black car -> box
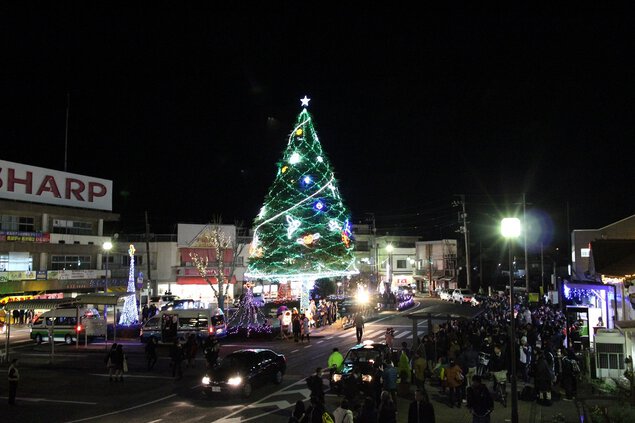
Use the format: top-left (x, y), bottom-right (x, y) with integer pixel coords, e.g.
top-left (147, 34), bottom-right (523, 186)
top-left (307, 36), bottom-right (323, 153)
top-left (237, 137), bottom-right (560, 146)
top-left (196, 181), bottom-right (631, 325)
top-left (331, 341), bottom-right (392, 394)
top-left (202, 348), bottom-right (286, 398)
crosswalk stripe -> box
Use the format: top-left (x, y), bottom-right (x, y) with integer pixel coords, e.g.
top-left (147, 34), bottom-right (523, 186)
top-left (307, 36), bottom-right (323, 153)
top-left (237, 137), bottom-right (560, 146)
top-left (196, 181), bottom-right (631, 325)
top-left (395, 331), bottom-right (411, 339)
top-left (364, 329), bottom-right (382, 338)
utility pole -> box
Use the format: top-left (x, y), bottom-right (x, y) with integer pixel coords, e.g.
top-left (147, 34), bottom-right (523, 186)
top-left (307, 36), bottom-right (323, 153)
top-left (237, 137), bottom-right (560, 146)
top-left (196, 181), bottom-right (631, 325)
top-left (456, 195), bottom-right (472, 289)
top-left (365, 212), bottom-right (378, 290)
top-left (524, 193), bottom-right (529, 292)
top-left (64, 92), bottom-right (70, 172)
top-left (144, 211), bottom-right (154, 301)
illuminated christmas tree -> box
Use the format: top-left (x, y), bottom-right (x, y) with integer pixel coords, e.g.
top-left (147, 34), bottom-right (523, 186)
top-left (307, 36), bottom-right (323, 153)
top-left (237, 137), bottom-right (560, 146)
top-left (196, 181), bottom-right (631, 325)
top-left (118, 244), bottom-right (139, 326)
top-left (245, 96), bottom-right (358, 310)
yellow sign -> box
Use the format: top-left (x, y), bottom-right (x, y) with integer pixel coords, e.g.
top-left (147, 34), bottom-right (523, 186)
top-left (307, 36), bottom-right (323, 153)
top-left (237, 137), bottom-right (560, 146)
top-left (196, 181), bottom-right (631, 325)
top-left (528, 293), bottom-right (540, 303)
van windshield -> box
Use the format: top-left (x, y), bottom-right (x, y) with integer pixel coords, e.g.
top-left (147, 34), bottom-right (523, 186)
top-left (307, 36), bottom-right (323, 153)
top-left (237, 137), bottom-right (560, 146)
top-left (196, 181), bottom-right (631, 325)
top-left (211, 315), bottom-right (225, 326)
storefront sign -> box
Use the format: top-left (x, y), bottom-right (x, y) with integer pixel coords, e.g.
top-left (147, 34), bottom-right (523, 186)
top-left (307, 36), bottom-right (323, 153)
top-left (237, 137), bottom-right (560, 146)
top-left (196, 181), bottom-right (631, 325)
top-left (0, 271), bottom-right (37, 282)
top-left (0, 159), bottom-right (112, 211)
top-left (0, 231), bottom-right (51, 243)
top-left (47, 270), bottom-right (105, 280)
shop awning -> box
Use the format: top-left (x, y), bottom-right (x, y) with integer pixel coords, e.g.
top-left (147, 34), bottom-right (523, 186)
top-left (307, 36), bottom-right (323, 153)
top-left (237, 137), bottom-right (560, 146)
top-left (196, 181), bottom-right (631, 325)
top-left (591, 239), bottom-right (635, 277)
top-left (2, 298), bottom-right (74, 310)
top-left (2, 293), bottom-right (134, 310)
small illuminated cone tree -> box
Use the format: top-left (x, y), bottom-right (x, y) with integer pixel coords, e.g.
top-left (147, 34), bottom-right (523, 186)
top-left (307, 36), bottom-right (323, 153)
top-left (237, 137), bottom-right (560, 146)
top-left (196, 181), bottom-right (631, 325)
top-left (245, 96), bottom-right (358, 311)
top-left (119, 244), bottom-right (139, 326)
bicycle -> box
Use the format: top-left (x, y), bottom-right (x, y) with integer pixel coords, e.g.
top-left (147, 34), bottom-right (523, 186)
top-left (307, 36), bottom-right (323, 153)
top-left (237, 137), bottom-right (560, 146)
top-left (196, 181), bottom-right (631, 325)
top-left (492, 371), bottom-right (507, 408)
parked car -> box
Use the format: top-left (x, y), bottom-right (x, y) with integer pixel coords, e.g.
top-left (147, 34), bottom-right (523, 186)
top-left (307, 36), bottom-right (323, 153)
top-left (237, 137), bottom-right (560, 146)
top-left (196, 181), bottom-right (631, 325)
top-left (331, 341), bottom-right (392, 395)
top-left (438, 289), bottom-right (452, 301)
top-left (452, 288), bottom-right (475, 304)
top-left (202, 349), bottom-right (286, 398)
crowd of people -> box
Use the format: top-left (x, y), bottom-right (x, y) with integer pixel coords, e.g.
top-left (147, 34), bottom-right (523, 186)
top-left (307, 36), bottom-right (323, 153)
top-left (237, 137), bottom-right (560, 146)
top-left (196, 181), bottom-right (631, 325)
top-left (292, 291), bottom-right (580, 423)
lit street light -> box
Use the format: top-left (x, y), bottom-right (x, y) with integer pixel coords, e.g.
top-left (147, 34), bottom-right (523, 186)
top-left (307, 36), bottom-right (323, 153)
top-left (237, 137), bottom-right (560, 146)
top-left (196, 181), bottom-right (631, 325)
top-left (501, 217), bottom-right (521, 423)
top-left (103, 241), bottom-right (113, 321)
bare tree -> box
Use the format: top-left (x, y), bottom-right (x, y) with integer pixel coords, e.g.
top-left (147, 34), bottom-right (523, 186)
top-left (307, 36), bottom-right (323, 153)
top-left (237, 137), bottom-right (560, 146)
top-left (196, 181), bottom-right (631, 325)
top-left (189, 218), bottom-right (245, 312)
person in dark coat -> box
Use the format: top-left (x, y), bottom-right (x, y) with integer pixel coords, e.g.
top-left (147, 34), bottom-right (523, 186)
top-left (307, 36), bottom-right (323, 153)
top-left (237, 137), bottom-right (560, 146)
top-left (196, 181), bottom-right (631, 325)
top-left (170, 339), bottom-right (184, 380)
top-left (357, 396), bottom-right (378, 423)
top-left (534, 349), bottom-right (554, 405)
top-left (466, 375), bottom-right (493, 423)
top-left (561, 349), bottom-right (579, 400)
top-left (305, 368), bottom-right (324, 404)
top-left (288, 399), bottom-right (306, 423)
top-left (145, 336), bottom-right (158, 370)
top-left (300, 395), bottom-right (328, 423)
top-left (377, 390), bottom-right (397, 423)
top-left (408, 388), bottom-right (435, 423)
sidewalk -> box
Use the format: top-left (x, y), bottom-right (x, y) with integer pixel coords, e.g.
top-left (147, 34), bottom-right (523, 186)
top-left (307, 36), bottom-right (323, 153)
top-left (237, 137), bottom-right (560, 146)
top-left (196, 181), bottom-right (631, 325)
top-left (392, 380), bottom-right (582, 423)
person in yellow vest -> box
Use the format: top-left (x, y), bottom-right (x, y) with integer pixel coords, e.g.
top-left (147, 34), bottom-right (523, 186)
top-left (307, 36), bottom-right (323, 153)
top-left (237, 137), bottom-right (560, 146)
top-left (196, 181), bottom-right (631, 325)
top-left (327, 347), bottom-right (344, 388)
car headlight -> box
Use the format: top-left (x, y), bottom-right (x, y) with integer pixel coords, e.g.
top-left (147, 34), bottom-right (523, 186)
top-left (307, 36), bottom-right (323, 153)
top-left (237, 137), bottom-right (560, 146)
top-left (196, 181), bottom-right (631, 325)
top-left (332, 374), bottom-right (342, 382)
top-left (227, 376), bottom-right (242, 386)
top-left (361, 374), bottom-right (373, 382)
top-left (202, 376), bottom-right (211, 385)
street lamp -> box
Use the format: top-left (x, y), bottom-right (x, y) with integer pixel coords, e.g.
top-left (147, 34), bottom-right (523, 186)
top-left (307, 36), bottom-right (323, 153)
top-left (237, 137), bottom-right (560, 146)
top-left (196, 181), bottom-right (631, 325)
top-left (386, 244), bottom-right (394, 293)
top-left (103, 241), bottom-right (113, 321)
top-left (501, 217), bottom-right (521, 423)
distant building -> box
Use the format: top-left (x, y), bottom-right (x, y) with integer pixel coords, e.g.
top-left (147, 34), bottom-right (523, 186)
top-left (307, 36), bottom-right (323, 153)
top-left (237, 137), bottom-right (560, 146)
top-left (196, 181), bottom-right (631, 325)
top-left (413, 240), bottom-right (457, 293)
top-left (0, 159), bottom-right (119, 299)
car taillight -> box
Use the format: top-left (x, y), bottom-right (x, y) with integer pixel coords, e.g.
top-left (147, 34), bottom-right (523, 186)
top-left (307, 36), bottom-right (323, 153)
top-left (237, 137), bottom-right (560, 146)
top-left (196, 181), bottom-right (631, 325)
top-left (76, 325), bottom-right (82, 332)
top-left (209, 327), bottom-right (214, 334)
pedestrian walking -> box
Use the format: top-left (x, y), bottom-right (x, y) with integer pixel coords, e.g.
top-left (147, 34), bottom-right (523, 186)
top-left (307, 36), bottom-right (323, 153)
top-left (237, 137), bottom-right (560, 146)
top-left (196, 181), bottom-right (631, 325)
top-left (408, 388), bottom-right (435, 423)
top-left (185, 333), bottom-right (198, 368)
top-left (445, 359), bottom-right (464, 408)
top-left (385, 327), bottom-right (395, 348)
top-left (170, 339), bottom-right (184, 380)
top-left (300, 395), bottom-right (328, 423)
top-left (203, 334), bottom-right (220, 368)
top-left (8, 358), bottom-right (19, 405)
top-left (301, 313), bottom-right (311, 343)
top-left (112, 344), bottom-right (126, 382)
top-left (305, 367), bottom-right (325, 404)
top-left (105, 343), bottom-right (118, 382)
top-left (145, 336), bottom-right (158, 370)
top-left (382, 360), bottom-right (398, 405)
top-left (354, 313), bottom-right (364, 343)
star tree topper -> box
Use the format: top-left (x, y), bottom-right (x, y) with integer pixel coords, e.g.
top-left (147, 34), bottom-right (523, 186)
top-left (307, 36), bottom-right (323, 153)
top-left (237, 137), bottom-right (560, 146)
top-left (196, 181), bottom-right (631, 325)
top-left (300, 95), bottom-right (311, 107)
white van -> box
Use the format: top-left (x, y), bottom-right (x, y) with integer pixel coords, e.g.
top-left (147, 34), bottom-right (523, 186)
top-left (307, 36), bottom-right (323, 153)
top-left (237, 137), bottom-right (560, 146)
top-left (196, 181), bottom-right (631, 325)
top-left (30, 307), bottom-right (106, 344)
top-left (140, 307), bottom-right (227, 344)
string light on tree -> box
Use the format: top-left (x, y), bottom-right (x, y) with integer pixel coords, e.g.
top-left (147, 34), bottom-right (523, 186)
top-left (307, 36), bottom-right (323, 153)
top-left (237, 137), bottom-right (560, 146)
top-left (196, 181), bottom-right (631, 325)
top-left (246, 96), bottom-right (358, 310)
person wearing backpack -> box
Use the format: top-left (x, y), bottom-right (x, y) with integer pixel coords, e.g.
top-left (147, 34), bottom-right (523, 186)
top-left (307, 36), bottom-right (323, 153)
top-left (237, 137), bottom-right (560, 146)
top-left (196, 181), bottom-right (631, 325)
top-left (561, 349), bottom-right (579, 400)
top-left (300, 395), bottom-right (330, 423)
top-left (466, 375), bottom-right (494, 423)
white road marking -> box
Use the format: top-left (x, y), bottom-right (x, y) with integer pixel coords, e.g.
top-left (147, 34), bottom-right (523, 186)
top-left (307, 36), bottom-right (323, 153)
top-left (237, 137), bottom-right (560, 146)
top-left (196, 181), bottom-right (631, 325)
top-left (0, 396), bottom-right (97, 405)
top-left (395, 331), bottom-right (410, 338)
top-left (213, 377), bottom-right (311, 422)
top-left (65, 394), bottom-right (177, 422)
top-left (89, 373), bottom-right (174, 380)
top-left (145, 420), bottom-right (163, 423)
top-left (304, 345), bottom-right (311, 348)
top-left (291, 349), bottom-right (299, 353)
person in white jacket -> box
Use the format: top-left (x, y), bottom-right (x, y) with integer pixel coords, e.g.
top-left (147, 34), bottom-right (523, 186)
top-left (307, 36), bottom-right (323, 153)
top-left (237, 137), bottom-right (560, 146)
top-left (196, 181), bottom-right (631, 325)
top-left (333, 398), bottom-right (354, 423)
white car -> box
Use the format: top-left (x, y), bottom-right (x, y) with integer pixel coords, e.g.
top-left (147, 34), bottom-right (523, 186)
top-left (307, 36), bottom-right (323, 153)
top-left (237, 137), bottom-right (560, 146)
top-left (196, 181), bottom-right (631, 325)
top-left (452, 288), bottom-right (475, 304)
top-left (439, 289), bottom-right (452, 301)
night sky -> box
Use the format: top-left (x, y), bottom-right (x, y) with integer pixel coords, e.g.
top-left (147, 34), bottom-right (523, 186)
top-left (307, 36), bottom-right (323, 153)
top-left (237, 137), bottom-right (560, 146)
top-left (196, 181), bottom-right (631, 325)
top-left (2, 5), bottom-right (634, 253)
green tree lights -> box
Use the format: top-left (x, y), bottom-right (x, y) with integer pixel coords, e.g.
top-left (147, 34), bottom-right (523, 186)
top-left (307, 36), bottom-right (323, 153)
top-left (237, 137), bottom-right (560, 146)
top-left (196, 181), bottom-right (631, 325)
top-left (246, 98), bottom-right (358, 305)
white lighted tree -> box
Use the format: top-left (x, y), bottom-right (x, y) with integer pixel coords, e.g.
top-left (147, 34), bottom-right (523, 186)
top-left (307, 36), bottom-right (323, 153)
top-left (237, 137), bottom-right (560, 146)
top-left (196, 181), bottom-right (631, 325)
top-left (119, 244), bottom-right (139, 326)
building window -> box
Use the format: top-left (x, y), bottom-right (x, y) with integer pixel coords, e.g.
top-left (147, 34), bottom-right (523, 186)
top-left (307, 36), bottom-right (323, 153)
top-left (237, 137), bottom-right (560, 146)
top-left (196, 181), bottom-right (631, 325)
top-left (52, 219), bottom-right (93, 235)
top-left (581, 248), bottom-right (590, 258)
top-left (122, 255), bottom-right (143, 266)
top-left (597, 343), bottom-right (624, 370)
top-left (0, 253), bottom-right (33, 271)
top-left (0, 215), bottom-right (35, 232)
top-left (396, 259), bottom-right (408, 269)
top-left (51, 255), bottom-right (92, 270)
